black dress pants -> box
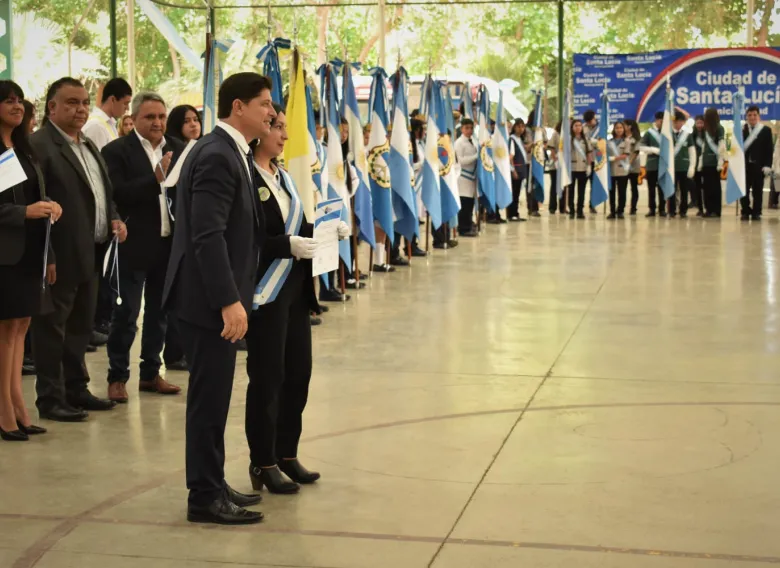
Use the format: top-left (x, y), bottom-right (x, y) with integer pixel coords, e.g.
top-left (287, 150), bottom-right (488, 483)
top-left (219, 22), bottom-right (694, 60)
top-left (163, 314), bottom-right (184, 365)
top-left (628, 173), bottom-right (640, 213)
top-left (245, 276), bottom-right (312, 467)
top-left (548, 170), bottom-right (562, 213)
top-left (694, 172), bottom-right (705, 213)
top-left (741, 163), bottom-right (765, 217)
top-left (702, 166), bottom-right (722, 216)
top-left (568, 171), bottom-right (587, 215)
top-left (610, 176), bottom-right (628, 215)
top-left (32, 273), bottom-right (98, 410)
top-left (507, 176), bottom-right (524, 219)
top-left (670, 172), bottom-right (690, 216)
top-left (458, 196), bottom-right (475, 233)
top-left (179, 318), bottom-right (238, 507)
top-left (645, 170), bottom-right (666, 214)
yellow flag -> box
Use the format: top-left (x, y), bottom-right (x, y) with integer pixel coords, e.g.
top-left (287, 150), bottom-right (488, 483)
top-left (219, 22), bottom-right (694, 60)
top-left (284, 49), bottom-right (315, 222)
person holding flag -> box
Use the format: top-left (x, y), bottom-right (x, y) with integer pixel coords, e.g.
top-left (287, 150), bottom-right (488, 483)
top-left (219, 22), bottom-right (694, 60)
top-left (638, 112), bottom-right (667, 217)
top-left (435, 82), bottom-right (461, 241)
top-left (455, 118), bottom-right (479, 237)
top-left (606, 121), bottom-right (630, 219)
top-left (670, 110), bottom-right (696, 218)
top-left (656, 83), bottom-right (676, 217)
top-left (699, 108), bottom-right (726, 218)
top-left (492, 91), bottom-right (513, 217)
top-left (553, 91), bottom-right (572, 215)
top-left (529, 90), bottom-right (547, 218)
top-left (740, 105), bottom-right (773, 221)
top-left (588, 90), bottom-right (611, 213)
top-left (420, 77), bottom-right (443, 243)
top-left (568, 119), bottom-right (593, 219)
top-left (726, 94), bottom-right (748, 213)
top-left (508, 119), bottom-right (531, 221)
top-left (475, 87), bottom-right (496, 217)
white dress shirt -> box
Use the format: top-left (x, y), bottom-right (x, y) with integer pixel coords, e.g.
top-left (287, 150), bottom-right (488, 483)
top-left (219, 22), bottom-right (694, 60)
top-left (255, 163), bottom-right (291, 220)
top-left (216, 121), bottom-right (252, 180)
top-left (82, 107), bottom-right (118, 151)
top-left (454, 135), bottom-right (478, 198)
top-left (135, 130), bottom-right (171, 237)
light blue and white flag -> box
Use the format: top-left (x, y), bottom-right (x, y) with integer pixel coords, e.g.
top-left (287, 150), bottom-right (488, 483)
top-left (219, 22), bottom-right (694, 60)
top-left (658, 81), bottom-right (676, 199)
top-left (305, 84), bottom-right (324, 198)
top-left (342, 62), bottom-right (376, 249)
top-left (255, 38), bottom-right (291, 105)
top-left (435, 82), bottom-right (461, 224)
top-left (202, 38), bottom-right (234, 134)
top-left (493, 90), bottom-right (512, 209)
top-left (476, 87), bottom-right (496, 213)
top-left (137, 0), bottom-right (202, 71)
top-left (460, 82), bottom-right (473, 120)
top-left (726, 89), bottom-right (747, 204)
top-left (590, 89), bottom-right (611, 207)
top-left (421, 76), bottom-right (443, 229)
top-left (530, 89), bottom-right (546, 203)
top-left (557, 89), bottom-right (573, 199)
top-left (367, 67), bottom-right (395, 240)
top-left (389, 67), bottom-right (418, 241)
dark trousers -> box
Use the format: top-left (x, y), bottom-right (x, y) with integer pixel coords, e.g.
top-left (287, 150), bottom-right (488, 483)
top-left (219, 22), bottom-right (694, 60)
top-left (458, 196), bottom-right (475, 233)
top-left (609, 176), bottom-right (628, 215)
top-left (163, 314), bottom-right (184, 364)
top-left (628, 173), bottom-right (640, 213)
top-left (32, 273), bottom-right (98, 409)
top-left (548, 170), bottom-right (562, 213)
top-left (769, 177), bottom-right (778, 207)
top-left (94, 274), bottom-right (114, 332)
top-left (670, 172), bottom-right (690, 216)
top-left (507, 175), bottom-right (524, 219)
top-left (179, 318), bottom-right (237, 507)
top-left (432, 222), bottom-right (448, 246)
top-left (568, 171), bottom-right (587, 215)
top-left (527, 178), bottom-right (539, 214)
top-left (107, 257), bottom-right (168, 383)
top-left (645, 170), bottom-right (666, 214)
top-left (741, 164), bottom-right (765, 217)
top-left (702, 166), bottom-right (722, 216)
top-left (245, 279), bottom-right (312, 466)
top-left (694, 172), bottom-right (705, 213)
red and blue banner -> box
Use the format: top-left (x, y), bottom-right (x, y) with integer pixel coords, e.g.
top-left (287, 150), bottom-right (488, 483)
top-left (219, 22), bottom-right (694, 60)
top-left (574, 47), bottom-right (780, 122)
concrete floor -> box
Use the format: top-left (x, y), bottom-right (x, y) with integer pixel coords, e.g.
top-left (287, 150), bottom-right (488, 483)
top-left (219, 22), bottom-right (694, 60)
top-left (4, 207), bottom-right (780, 568)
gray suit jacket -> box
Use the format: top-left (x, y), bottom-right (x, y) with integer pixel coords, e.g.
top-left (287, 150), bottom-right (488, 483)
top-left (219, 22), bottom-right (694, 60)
top-left (30, 122), bottom-right (118, 286)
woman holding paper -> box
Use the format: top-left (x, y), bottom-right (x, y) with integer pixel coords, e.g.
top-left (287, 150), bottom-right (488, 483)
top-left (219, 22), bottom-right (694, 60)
top-left (245, 103), bottom-right (349, 494)
top-left (0, 80), bottom-right (61, 441)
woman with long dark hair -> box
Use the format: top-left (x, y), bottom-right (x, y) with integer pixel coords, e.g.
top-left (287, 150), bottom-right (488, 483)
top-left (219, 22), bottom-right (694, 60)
top-left (0, 81), bottom-right (62, 441)
top-left (701, 108), bottom-right (725, 218)
top-left (246, 103), bottom-right (349, 494)
top-left (623, 119), bottom-right (641, 215)
top-left (568, 119), bottom-right (593, 219)
top-left (608, 121), bottom-right (630, 219)
top-left (691, 115), bottom-right (706, 216)
top-left (166, 105), bottom-right (202, 142)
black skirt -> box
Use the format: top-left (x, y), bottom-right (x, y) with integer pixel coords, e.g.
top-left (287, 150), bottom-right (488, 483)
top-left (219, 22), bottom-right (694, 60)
top-left (0, 263), bottom-right (44, 320)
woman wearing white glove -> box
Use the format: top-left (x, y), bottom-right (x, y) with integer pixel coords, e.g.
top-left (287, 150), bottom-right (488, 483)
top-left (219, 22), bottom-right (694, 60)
top-left (246, 103), bottom-right (322, 496)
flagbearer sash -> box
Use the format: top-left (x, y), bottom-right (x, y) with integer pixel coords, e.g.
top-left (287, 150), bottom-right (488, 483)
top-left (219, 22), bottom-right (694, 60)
top-left (744, 124), bottom-right (764, 152)
top-left (461, 164), bottom-right (477, 181)
top-left (646, 128), bottom-right (661, 146)
top-left (609, 138), bottom-right (629, 171)
top-left (705, 132), bottom-right (719, 155)
top-left (573, 138), bottom-right (588, 161)
top-left (252, 167), bottom-right (304, 309)
top-left (510, 135), bottom-right (527, 164)
top-left (674, 131), bottom-right (689, 157)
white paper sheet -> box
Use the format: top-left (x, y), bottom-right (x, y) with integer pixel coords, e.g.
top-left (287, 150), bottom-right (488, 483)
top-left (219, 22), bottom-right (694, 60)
top-left (312, 198), bottom-right (343, 277)
top-left (0, 148), bottom-right (28, 194)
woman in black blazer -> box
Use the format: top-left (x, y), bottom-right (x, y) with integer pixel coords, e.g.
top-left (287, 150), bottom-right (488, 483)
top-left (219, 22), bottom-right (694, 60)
top-left (245, 103), bottom-right (348, 494)
top-left (0, 81), bottom-right (61, 441)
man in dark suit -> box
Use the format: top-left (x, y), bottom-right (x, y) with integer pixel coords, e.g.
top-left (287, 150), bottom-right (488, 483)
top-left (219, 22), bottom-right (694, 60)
top-left (741, 105), bottom-right (774, 221)
top-left (102, 92), bottom-right (185, 403)
top-left (163, 73), bottom-right (274, 525)
top-left (30, 77), bottom-right (128, 422)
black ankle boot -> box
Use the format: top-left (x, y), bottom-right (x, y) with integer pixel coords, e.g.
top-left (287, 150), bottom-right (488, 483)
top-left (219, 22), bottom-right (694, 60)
top-left (278, 458), bottom-right (321, 484)
top-left (249, 464), bottom-right (300, 494)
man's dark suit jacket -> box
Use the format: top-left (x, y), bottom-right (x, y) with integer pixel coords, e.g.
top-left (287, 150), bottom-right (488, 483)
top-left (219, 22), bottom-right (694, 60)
top-left (162, 127), bottom-right (264, 331)
top-left (255, 168), bottom-right (317, 311)
top-left (102, 132), bottom-right (186, 271)
top-left (743, 124), bottom-right (774, 169)
top-left (30, 122), bottom-right (118, 286)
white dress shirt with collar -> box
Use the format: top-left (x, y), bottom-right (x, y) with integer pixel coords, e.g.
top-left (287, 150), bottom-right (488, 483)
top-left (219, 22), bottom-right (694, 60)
top-left (135, 130), bottom-right (172, 237)
top-left (82, 107), bottom-right (118, 151)
top-left (216, 121), bottom-right (252, 180)
top-left (255, 163), bottom-right (291, 220)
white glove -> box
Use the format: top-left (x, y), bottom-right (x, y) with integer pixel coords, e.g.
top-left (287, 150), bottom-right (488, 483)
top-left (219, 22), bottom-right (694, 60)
top-left (337, 221), bottom-right (351, 240)
top-left (290, 236), bottom-right (317, 260)
top-left (717, 159), bottom-right (724, 171)
top-left (647, 147), bottom-right (661, 155)
top-left (763, 167), bottom-right (773, 177)
top-left (585, 166), bottom-right (592, 177)
top-left (687, 166), bottom-right (695, 180)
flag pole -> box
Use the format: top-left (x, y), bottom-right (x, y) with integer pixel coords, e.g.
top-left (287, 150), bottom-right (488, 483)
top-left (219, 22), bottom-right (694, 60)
top-left (425, 213), bottom-right (430, 252)
top-left (351, 195), bottom-right (360, 281)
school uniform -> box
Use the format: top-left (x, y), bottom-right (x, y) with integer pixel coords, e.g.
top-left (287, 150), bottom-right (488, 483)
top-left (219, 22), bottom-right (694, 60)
top-left (639, 126), bottom-right (667, 215)
top-left (670, 128), bottom-right (696, 217)
top-left (700, 125), bottom-right (726, 217)
top-left (455, 134), bottom-right (479, 234)
top-left (741, 122), bottom-right (774, 218)
top-left (608, 136), bottom-right (630, 216)
top-left (627, 136), bottom-right (640, 214)
top-left (507, 132), bottom-right (530, 219)
top-left (692, 132), bottom-right (705, 214)
top-left (569, 135), bottom-right (592, 217)
top-left (547, 131), bottom-right (564, 214)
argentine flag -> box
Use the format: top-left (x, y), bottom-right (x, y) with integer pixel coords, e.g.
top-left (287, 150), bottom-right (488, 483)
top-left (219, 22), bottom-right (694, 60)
top-left (255, 38), bottom-right (290, 105)
top-left (434, 82), bottom-right (461, 224)
top-left (342, 64), bottom-right (376, 248)
top-left (493, 90), bottom-right (512, 209)
top-left (389, 67), bottom-right (418, 241)
top-left (476, 88), bottom-right (496, 213)
top-left (305, 84), bottom-right (324, 198)
top-left (530, 90), bottom-right (546, 203)
top-left (726, 90), bottom-right (747, 204)
top-left (420, 77), bottom-right (443, 229)
top-left (658, 84), bottom-right (675, 199)
top-left (367, 68), bottom-right (394, 240)
top-left (202, 38), bottom-right (234, 134)
top-left (460, 82), bottom-right (473, 120)
top-left (557, 89), bottom-right (573, 198)
top-left (590, 90), bottom-right (610, 207)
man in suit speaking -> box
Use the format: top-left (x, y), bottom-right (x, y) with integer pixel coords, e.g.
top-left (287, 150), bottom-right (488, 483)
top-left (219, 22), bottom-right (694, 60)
top-left (163, 73), bottom-right (274, 525)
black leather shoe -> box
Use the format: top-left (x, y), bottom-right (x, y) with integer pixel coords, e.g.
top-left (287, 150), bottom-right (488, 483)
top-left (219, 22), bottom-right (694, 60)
top-left (67, 391), bottom-right (116, 412)
top-left (89, 330), bottom-right (108, 347)
top-left (645, 211), bottom-right (656, 217)
top-left (310, 316), bottom-right (322, 326)
top-left (411, 246), bottom-right (427, 257)
top-left (165, 358), bottom-right (188, 371)
top-left (447, 239), bottom-right (459, 248)
top-left (225, 484), bottom-right (262, 507)
top-left (22, 356), bottom-right (36, 376)
top-left (390, 256), bottom-right (410, 267)
top-left (0, 427), bottom-right (28, 441)
top-left (249, 464), bottom-right (300, 494)
top-left (86, 344), bottom-right (97, 353)
top-left (17, 421), bottom-right (47, 435)
top-left (187, 496), bottom-right (263, 525)
top-left (752, 215), bottom-right (761, 221)
top-left (39, 403), bottom-right (88, 422)
top-left (278, 459), bottom-right (321, 484)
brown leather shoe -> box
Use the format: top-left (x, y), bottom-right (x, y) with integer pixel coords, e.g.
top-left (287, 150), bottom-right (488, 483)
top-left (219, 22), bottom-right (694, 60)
top-left (139, 376), bottom-right (181, 395)
top-left (108, 382), bottom-right (129, 403)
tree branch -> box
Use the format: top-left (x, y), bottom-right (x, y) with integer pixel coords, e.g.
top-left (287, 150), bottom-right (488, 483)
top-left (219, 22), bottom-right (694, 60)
top-left (168, 42), bottom-right (181, 80)
top-left (357, 4), bottom-right (404, 64)
top-left (757, 0), bottom-right (776, 46)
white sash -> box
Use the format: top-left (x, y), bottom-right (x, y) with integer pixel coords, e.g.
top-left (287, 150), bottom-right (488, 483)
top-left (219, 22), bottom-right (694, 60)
top-left (646, 128), bottom-right (661, 145)
top-left (573, 138), bottom-right (587, 161)
top-left (510, 135), bottom-right (527, 164)
top-left (744, 123), bottom-right (764, 152)
top-left (674, 131), bottom-right (689, 157)
top-left (705, 132), bottom-right (718, 155)
top-left (609, 138), bottom-right (629, 170)
top-left (252, 167), bottom-right (305, 308)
